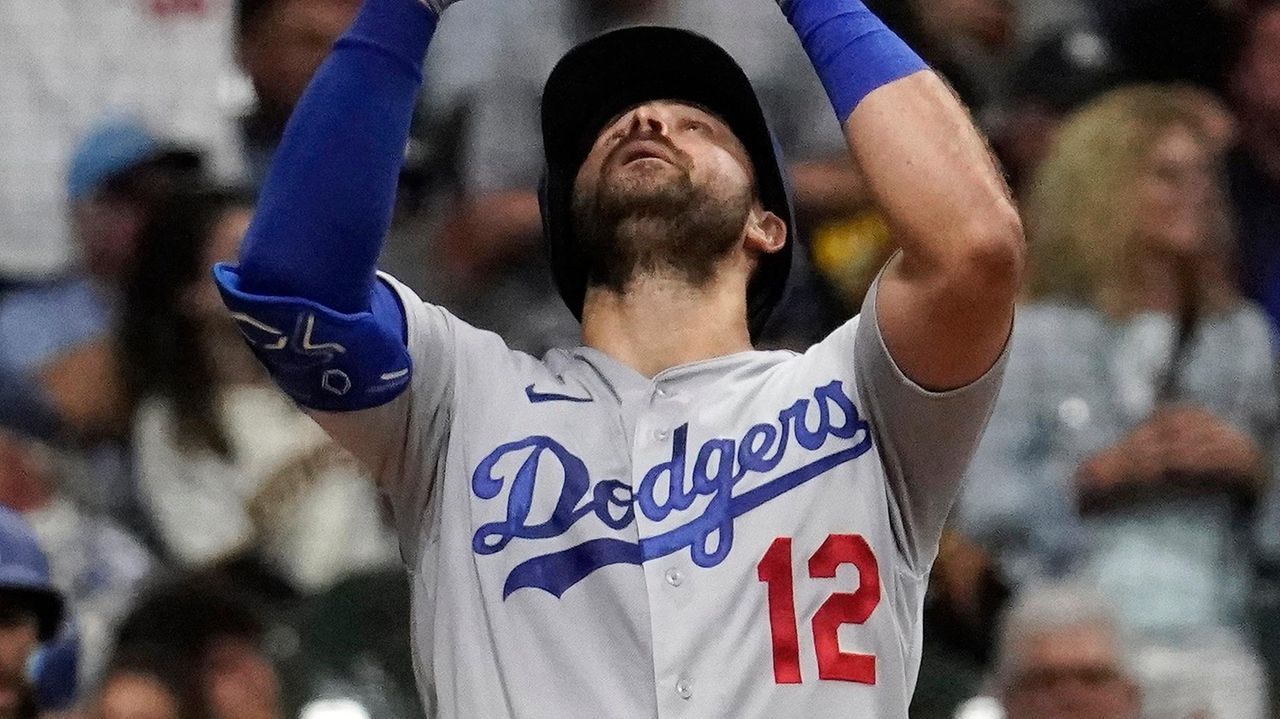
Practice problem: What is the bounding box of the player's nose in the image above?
[627,104,670,138]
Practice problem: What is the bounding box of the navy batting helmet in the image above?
[0,508,64,642]
[539,26,795,339]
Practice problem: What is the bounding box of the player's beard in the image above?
[570,153,753,294]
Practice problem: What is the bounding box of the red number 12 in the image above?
[756,534,881,685]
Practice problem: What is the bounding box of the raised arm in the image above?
[780,0,1024,390]
[213,0,459,471]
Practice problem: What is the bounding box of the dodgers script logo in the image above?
[471,380,873,598]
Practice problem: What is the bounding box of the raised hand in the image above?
[1076,405,1265,505]
[1150,405,1263,489]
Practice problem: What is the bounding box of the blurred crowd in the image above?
[1,0,1279,717]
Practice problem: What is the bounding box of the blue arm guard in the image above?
[215,265,412,412]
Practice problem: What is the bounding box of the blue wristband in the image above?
[782,0,927,122]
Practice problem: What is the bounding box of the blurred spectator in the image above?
[0,119,203,526]
[913,0,1017,53]
[1129,634,1271,719]
[92,644,199,719]
[0,432,154,694]
[808,0,1053,323]
[64,122,203,290]
[234,0,362,187]
[873,0,1099,124]
[119,187,397,594]
[1175,84,1240,155]
[0,0,242,285]
[862,0,1041,117]
[906,0,1019,114]
[989,582,1141,719]
[112,578,282,719]
[0,507,69,719]
[960,84,1276,714]
[994,26,1124,191]
[419,0,862,351]
[911,531,1010,719]
[0,119,202,443]
[1015,0,1096,43]
[290,571,422,719]
[1097,0,1237,92]
[1228,0,1280,335]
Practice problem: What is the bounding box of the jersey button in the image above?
[654,428,669,441]
[675,678,693,700]
[664,568,683,587]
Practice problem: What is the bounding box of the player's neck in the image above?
[581,274,753,378]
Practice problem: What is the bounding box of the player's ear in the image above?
[744,208,786,255]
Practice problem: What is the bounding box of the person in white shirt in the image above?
[120,186,397,592]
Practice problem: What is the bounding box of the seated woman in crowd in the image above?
[117,187,397,594]
[958,85,1277,715]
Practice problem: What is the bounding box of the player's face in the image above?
[570,100,761,292]
[578,100,756,201]
[1002,626,1140,719]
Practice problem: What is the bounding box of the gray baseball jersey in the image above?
[315,271,1007,718]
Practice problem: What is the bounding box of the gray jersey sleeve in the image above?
[850,275,1009,574]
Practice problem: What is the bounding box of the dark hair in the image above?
[1244,0,1280,19]
[235,0,284,39]
[114,577,266,664]
[100,643,207,719]
[118,185,254,457]
[97,153,204,207]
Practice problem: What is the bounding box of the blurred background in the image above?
[1,0,1278,717]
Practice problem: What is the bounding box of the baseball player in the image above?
[213,0,1023,714]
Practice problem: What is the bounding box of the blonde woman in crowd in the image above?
[117,187,398,594]
[958,86,1276,718]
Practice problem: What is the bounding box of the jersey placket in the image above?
[629,378,702,716]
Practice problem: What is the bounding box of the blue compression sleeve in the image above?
[213,0,437,410]
[781,0,927,123]
[234,0,437,327]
